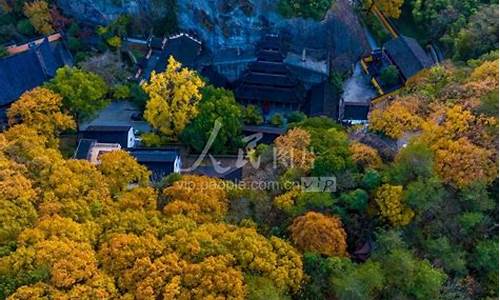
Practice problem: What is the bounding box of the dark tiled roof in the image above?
[0,38,73,106]
[81,126,132,148]
[200,65,229,88]
[343,103,370,121]
[191,166,242,182]
[128,149,179,162]
[74,139,96,160]
[305,81,340,119]
[257,50,285,62]
[141,34,202,81]
[128,149,180,182]
[150,37,164,50]
[85,125,132,132]
[235,36,305,105]
[243,125,286,135]
[236,85,304,104]
[162,35,201,68]
[153,35,202,76]
[248,61,289,75]
[243,125,285,144]
[243,72,298,87]
[383,36,433,80]
[258,35,282,52]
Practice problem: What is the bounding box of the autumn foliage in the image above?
[163,175,228,222]
[0,88,305,298]
[275,128,316,171]
[364,0,405,18]
[369,101,423,139]
[23,0,54,35]
[374,184,414,226]
[433,138,497,188]
[98,150,150,195]
[290,211,348,257]
[142,57,205,138]
[350,142,383,169]
[7,87,75,145]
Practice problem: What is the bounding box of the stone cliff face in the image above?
[57,0,369,70]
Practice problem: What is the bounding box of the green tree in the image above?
[0,45,8,58]
[471,239,499,295]
[471,239,498,274]
[423,237,467,276]
[271,113,284,127]
[287,111,307,123]
[380,65,400,86]
[373,231,447,300]
[278,0,332,20]
[403,178,445,215]
[180,86,243,154]
[16,19,34,36]
[339,189,369,212]
[330,258,385,300]
[300,253,337,299]
[242,105,264,125]
[361,169,381,191]
[46,67,108,127]
[246,275,290,300]
[452,4,499,61]
[475,90,499,117]
[387,142,434,184]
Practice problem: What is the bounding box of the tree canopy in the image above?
[46,67,109,125]
[180,86,243,154]
[142,56,205,139]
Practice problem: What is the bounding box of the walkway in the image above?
[370,6,399,38]
[341,62,377,104]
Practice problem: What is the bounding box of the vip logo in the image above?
[301,177,336,193]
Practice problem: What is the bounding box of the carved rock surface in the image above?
[57,0,369,70]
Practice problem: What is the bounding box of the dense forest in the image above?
[0,58,498,299]
[0,0,498,299]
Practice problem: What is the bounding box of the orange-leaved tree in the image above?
[275,128,315,171]
[23,0,54,34]
[433,137,497,188]
[369,101,423,139]
[7,87,75,146]
[290,211,348,256]
[350,142,383,169]
[98,150,150,196]
[162,175,228,222]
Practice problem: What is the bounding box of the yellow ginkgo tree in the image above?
[142,56,205,139]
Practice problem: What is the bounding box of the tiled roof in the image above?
[235,35,306,105]
[85,125,132,132]
[140,33,202,81]
[306,81,340,119]
[384,36,433,80]
[73,139,96,160]
[343,102,370,121]
[81,126,132,148]
[0,37,73,106]
[128,149,179,162]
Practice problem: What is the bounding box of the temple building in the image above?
[234,35,306,115]
[0,33,73,130]
[361,35,433,95]
[134,32,203,82]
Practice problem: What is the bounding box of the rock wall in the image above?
[57,0,369,70]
